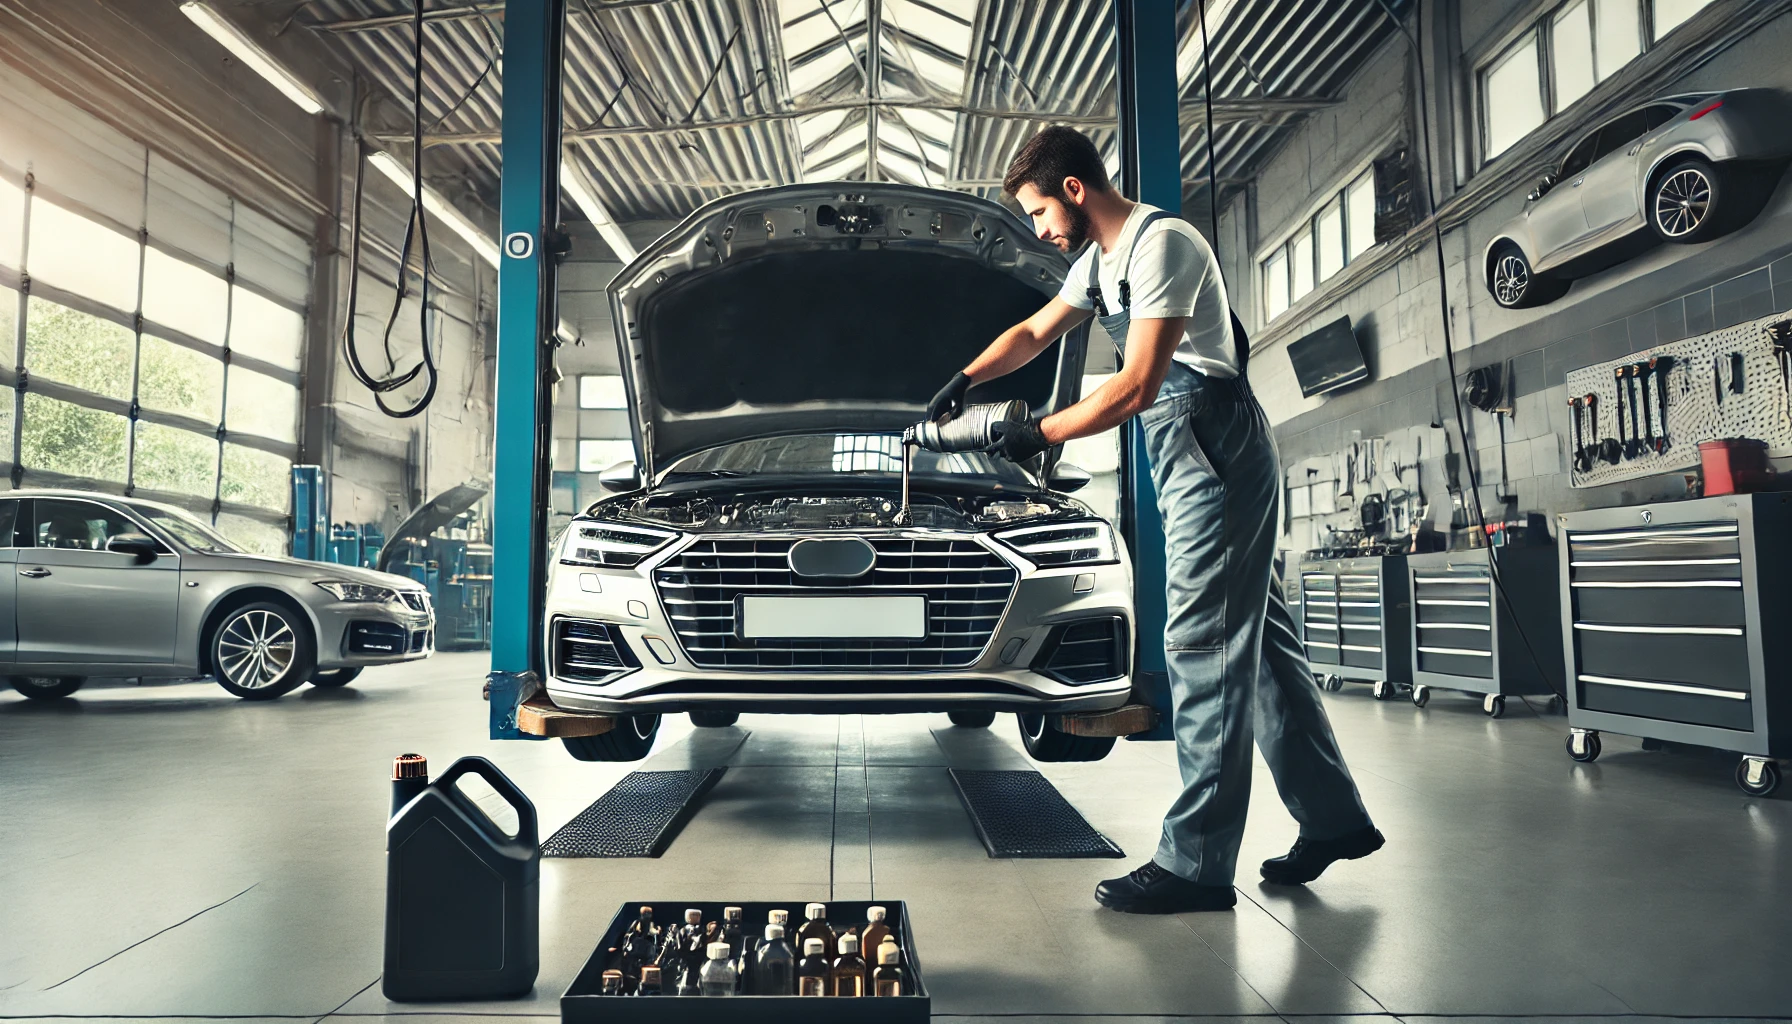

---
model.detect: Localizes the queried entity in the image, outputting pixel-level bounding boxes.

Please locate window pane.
[215,512,288,556]
[139,335,224,422]
[0,390,11,468]
[1594,0,1641,79]
[1316,202,1345,281]
[0,177,22,270]
[578,439,634,473]
[1484,34,1544,158]
[32,498,134,550]
[133,422,218,497]
[220,443,290,512]
[1553,1,1596,109]
[1290,231,1315,302]
[143,249,228,344]
[578,375,627,409]
[27,199,140,312]
[225,365,299,443]
[1346,174,1377,259]
[1,284,16,352]
[1653,0,1711,38]
[229,285,304,372]
[21,392,127,482]
[24,298,134,399]
[1264,251,1289,320]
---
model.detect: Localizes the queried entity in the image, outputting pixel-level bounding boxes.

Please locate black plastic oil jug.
[383,754,539,1001]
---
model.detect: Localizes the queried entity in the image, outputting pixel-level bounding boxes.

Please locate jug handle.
[435,756,539,846]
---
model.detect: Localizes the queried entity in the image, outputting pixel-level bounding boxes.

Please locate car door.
[14,498,180,666]
[1530,130,1600,264]
[1579,108,1654,235]
[0,499,19,664]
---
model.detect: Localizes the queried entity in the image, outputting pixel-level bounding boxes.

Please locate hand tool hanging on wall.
[1613,367,1630,458]
[1767,320,1792,396]
[1730,351,1746,395]
[1650,356,1674,454]
[1623,366,1645,460]
[1568,396,1587,472]
[1639,362,1658,455]
[1715,354,1726,407]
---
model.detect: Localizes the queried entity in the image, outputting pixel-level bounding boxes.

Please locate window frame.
[1256,164,1380,327]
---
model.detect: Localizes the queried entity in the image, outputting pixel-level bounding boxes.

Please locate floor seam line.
[310,975,380,1024]
[40,883,259,991]
[1173,903,1286,1022]
[1236,887,1397,1017]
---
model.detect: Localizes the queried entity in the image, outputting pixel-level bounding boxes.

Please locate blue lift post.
[489,0,565,740]
[1114,0,1179,741]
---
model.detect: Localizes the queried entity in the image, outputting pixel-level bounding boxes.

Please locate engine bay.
[594,488,1091,534]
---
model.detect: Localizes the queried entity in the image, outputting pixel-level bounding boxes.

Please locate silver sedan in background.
[1,490,433,701]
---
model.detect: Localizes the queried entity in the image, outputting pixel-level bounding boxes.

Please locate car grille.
[553,619,640,684]
[654,536,1017,670]
[400,591,429,613]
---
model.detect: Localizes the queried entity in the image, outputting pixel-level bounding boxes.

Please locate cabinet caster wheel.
[1411,684,1430,708]
[1328,675,1345,692]
[1545,694,1565,715]
[1483,694,1506,718]
[1737,758,1781,797]
[1567,730,1601,763]
[1372,680,1393,701]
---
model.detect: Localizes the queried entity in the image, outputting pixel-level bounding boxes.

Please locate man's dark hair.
[1002,125,1113,199]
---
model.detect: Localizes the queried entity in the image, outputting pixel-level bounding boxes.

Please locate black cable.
[341,0,439,419]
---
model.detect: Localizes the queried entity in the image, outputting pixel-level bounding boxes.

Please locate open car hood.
[608,183,1088,482]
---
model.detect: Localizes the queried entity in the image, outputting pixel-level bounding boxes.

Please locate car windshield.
[665,433,1034,486]
[138,507,243,553]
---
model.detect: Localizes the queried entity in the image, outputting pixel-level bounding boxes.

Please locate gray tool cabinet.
[1557,493,1792,796]
[1298,556,1412,700]
[1406,548,1564,717]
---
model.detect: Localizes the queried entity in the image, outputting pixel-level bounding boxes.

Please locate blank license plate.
[740,596,927,639]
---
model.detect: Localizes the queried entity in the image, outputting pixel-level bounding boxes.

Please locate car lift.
[485,1,1181,762]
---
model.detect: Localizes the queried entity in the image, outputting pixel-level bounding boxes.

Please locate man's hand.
[926,372,973,423]
[991,414,1050,463]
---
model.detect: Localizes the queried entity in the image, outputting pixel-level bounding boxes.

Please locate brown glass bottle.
[872,942,905,997]
[797,902,835,955]
[796,938,830,996]
[829,933,866,997]
[861,905,893,960]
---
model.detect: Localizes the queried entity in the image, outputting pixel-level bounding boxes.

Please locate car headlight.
[315,580,399,603]
[561,521,677,569]
[992,519,1119,567]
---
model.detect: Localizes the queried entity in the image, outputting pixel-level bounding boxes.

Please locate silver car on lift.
[539,183,1135,764]
[1,490,434,701]
[1484,89,1791,309]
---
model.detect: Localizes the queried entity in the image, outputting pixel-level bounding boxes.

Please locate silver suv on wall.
[1,490,434,701]
[1484,89,1791,309]
[539,184,1135,764]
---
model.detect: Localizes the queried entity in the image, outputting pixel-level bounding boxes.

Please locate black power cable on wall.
[342,0,440,420]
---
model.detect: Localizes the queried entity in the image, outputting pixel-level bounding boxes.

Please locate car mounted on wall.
[1484,89,1792,309]
[538,184,1136,764]
[1,490,433,702]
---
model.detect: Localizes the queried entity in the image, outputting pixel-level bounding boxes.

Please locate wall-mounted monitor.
[1287,316,1368,398]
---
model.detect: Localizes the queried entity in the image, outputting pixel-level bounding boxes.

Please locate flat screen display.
[1287,316,1368,398]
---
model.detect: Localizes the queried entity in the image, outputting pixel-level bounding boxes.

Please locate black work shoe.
[1260,825,1385,885]
[1095,861,1236,914]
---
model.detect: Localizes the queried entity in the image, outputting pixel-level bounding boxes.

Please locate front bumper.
[541,531,1134,715]
[314,597,436,669]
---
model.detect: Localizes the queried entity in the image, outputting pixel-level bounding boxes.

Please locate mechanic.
[925,126,1384,913]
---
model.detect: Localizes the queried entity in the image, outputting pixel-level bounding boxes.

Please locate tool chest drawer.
[1412,559,1494,680]
[1297,556,1410,684]
[1408,548,1562,703]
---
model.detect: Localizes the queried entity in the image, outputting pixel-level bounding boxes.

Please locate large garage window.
[1480,0,1714,162]
[1259,166,1378,325]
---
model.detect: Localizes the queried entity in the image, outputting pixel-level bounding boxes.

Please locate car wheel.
[310,667,363,689]
[1650,156,1745,244]
[689,710,739,728]
[563,714,661,761]
[1487,243,1567,309]
[948,709,996,729]
[1016,712,1115,762]
[211,601,314,700]
[8,676,85,701]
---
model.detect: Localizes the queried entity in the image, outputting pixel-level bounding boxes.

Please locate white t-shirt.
[1057,203,1237,378]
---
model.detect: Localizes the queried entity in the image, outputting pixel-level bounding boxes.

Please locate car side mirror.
[107,532,160,563]
[598,461,643,493]
[1047,461,1092,493]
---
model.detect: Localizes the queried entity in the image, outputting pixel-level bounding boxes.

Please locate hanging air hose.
[342,0,439,419]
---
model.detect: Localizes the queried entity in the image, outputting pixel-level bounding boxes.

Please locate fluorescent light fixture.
[180,2,326,115]
[560,159,638,263]
[368,150,501,266]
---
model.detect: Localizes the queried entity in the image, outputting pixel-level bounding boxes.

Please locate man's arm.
[1037,315,1186,444]
[962,297,1093,384]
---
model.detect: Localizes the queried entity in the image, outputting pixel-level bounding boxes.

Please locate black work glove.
[926,371,973,423]
[991,414,1050,464]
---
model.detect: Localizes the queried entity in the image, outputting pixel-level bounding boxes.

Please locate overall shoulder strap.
[1118,210,1176,309]
[1083,245,1107,317]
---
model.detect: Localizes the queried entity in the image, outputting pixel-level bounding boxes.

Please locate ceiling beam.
[389,95,1342,146]
[865,0,882,183]
[302,0,687,34]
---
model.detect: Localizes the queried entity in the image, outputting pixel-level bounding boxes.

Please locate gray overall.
[1089,213,1373,885]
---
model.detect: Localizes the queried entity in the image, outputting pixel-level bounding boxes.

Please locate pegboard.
[1564,311,1792,488]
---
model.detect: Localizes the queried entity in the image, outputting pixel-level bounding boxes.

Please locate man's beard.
[1060,200,1091,251]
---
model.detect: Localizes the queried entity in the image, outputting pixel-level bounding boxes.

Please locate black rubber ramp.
[541,768,726,858]
[947,768,1124,859]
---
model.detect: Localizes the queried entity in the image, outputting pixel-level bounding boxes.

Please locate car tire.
[563,714,661,761]
[1487,242,1567,309]
[1650,156,1755,244]
[310,667,363,689]
[1016,712,1115,762]
[210,601,315,700]
[8,676,85,701]
[948,709,996,729]
[689,710,739,728]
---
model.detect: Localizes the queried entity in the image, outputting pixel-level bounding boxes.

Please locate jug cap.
[879,944,900,965]
[708,942,731,960]
[867,905,887,922]
[838,934,860,954]
[724,906,742,920]
[769,909,789,924]
[805,902,826,919]
[804,938,826,955]
[685,908,702,923]
[765,924,785,940]
[392,753,427,780]
[641,965,661,981]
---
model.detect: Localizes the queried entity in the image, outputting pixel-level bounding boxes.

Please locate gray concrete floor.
[3,652,1790,1024]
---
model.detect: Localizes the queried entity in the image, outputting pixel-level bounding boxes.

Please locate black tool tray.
[563,899,928,1023]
